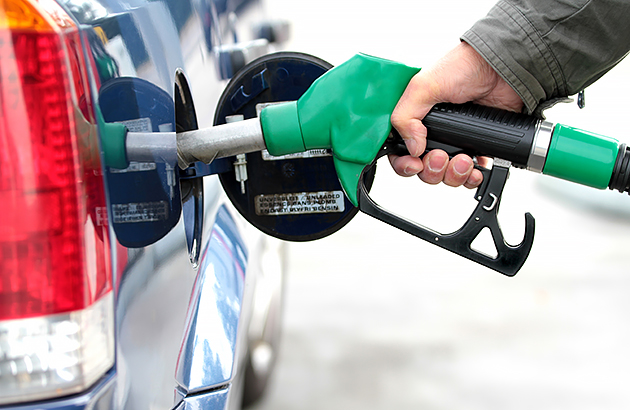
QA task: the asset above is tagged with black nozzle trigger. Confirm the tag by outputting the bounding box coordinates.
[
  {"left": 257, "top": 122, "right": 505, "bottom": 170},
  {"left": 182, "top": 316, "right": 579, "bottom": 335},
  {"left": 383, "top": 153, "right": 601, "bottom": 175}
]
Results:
[{"left": 357, "top": 154, "right": 535, "bottom": 276}]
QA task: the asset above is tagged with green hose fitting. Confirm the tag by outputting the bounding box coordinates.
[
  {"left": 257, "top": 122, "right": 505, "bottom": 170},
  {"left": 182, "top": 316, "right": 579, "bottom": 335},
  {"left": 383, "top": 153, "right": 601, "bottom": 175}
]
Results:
[
  {"left": 260, "top": 101, "right": 304, "bottom": 155},
  {"left": 260, "top": 53, "right": 420, "bottom": 206},
  {"left": 543, "top": 124, "right": 619, "bottom": 189},
  {"left": 97, "top": 106, "right": 129, "bottom": 169}
]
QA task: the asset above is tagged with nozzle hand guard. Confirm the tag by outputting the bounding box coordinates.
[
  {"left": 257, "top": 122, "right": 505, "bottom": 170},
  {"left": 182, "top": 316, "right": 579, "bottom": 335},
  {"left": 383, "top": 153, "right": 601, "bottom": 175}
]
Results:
[{"left": 358, "top": 143, "right": 535, "bottom": 276}]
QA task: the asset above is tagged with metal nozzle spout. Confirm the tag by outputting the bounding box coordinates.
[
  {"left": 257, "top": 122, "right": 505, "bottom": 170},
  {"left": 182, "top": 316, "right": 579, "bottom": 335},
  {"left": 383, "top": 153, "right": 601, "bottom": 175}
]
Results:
[
  {"left": 176, "top": 118, "right": 266, "bottom": 169},
  {"left": 125, "top": 131, "right": 178, "bottom": 166}
]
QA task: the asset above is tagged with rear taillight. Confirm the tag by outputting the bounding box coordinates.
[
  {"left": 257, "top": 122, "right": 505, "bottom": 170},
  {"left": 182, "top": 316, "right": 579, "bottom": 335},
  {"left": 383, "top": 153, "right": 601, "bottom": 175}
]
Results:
[{"left": 0, "top": 0, "right": 113, "bottom": 404}]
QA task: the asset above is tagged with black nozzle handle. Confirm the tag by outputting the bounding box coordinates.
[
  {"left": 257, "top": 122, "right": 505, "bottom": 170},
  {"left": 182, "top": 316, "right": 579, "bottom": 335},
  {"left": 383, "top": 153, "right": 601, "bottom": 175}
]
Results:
[{"left": 422, "top": 103, "right": 540, "bottom": 168}]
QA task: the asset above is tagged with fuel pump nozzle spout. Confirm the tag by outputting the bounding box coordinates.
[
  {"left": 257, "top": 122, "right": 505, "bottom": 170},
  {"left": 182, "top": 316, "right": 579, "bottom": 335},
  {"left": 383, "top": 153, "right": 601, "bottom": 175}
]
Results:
[
  {"left": 122, "top": 117, "right": 266, "bottom": 169},
  {"left": 175, "top": 118, "right": 265, "bottom": 169}
]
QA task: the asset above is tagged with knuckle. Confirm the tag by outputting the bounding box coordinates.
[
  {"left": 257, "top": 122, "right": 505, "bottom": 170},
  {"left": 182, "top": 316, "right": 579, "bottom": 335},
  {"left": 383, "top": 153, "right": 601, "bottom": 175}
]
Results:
[{"left": 390, "top": 111, "right": 406, "bottom": 129}]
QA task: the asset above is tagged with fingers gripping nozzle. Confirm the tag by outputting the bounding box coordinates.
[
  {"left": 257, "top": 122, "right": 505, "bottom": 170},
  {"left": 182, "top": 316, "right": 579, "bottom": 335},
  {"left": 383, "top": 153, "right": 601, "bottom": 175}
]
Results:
[{"left": 357, "top": 157, "right": 534, "bottom": 276}]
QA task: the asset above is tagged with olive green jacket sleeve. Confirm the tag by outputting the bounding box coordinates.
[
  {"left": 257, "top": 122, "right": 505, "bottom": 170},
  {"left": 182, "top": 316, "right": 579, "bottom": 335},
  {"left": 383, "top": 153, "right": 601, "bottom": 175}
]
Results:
[{"left": 461, "top": 0, "right": 630, "bottom": 116}]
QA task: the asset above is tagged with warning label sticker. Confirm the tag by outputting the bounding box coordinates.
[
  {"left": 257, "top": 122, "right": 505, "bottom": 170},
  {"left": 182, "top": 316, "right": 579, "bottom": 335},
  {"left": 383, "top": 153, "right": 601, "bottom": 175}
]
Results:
[
  {"left": 109, "top": 162, "right": 157, "bottom": 173},
  {"left": 255, "top": 191, "right": 345, "bottom": 216},
  {"left": 119, "top": 117, "right": 152, "bottom": 132},
  {"left": 112, "top": 201, "right": 168, "bottom": 223},
  {"left": 261, "top": 149, "right": 331, "bottom": 161}
]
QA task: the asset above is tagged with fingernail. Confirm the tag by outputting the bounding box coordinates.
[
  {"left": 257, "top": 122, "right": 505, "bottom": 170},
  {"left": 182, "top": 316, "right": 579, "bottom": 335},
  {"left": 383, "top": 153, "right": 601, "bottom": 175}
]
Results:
[
  {"left": 428, "top": 154, "right": 446, "bottom": 172},
  {"left": 405, "top": 139, "right": 419, "bottom": 157},
  {"left": 467, "top": 172, "right": 482, "bottom": 187},
  {"left": 454, "top": 158, "right": 472, "bottom": 175},
  {"left": 403, "top": 165, "right": 421, "bottom": 176}
]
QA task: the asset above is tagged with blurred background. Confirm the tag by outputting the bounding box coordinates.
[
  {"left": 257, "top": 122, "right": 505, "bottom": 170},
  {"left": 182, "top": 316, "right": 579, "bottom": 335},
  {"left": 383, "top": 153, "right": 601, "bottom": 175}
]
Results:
[{"left": 252, "top": 1, "right": 630, "bottom": 409}]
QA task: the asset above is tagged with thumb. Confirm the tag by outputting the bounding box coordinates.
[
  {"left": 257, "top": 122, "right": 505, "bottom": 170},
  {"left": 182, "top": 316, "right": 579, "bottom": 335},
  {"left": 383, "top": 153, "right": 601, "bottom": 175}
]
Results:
[{"left": 391, "top": 72, "right": 441, "bottom": 157}]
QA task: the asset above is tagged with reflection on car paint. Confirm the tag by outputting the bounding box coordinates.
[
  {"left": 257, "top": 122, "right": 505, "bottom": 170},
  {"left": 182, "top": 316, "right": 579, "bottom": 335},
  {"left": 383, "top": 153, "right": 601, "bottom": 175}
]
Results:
[{"left": 176, "top": 205, "right": 248, "bottom": 392}]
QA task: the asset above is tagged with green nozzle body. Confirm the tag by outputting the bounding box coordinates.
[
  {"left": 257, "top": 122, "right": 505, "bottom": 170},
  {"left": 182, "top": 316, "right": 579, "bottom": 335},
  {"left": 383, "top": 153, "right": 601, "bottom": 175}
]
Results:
[
  {"left": 260, "top": 53, "right": 420, "bottom": 206},
  {"left": 543, "top": 124, "right": 619, "bottom": 189}
]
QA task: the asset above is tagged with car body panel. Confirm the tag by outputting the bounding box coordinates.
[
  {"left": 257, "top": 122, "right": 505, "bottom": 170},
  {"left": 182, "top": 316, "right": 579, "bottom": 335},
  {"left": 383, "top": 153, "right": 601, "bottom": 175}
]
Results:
[
  {"left": 174, "top": 387, "right": 229, "bottom": 410},
  {"left": 175, "top": 205, "right": 247, "bottom": 392}
]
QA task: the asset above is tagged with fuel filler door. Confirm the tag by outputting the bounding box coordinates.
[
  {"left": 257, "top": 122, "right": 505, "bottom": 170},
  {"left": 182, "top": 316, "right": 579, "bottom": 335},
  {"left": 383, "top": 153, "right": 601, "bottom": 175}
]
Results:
[{"left": 215, "top": 52, "right": 374, "bottom": 241}]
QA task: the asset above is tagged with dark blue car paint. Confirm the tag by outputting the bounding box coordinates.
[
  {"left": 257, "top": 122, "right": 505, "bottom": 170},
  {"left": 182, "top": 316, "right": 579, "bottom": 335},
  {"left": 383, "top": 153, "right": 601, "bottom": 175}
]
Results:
[
  {"left": 175, "top": 205, "right": 247, "bottom": 392},
  {"left": 175, "top": 387, "right": 229, "bottom": 410}
]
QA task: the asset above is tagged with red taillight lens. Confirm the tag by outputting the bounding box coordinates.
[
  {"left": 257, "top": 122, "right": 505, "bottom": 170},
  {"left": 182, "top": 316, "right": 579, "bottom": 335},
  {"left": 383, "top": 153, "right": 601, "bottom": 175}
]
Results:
[
  {"left": 0, "top": 0, "right": 113, "bottom": 403},
  {"left": 0, "top": 0, "right": 111, "bottom": 319}
]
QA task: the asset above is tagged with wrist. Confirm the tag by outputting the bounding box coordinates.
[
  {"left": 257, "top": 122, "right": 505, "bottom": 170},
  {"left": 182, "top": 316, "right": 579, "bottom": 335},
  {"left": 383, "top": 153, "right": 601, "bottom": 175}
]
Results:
[{"left": 459, "top": 41, "right": 524, "bottom": 112}]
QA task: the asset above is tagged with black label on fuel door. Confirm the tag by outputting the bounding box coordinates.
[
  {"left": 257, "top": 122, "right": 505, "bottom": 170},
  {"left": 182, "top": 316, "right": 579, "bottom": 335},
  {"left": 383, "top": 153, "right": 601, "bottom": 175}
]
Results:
[
  {"left": 112, "top": 201, "right": 169, "bottom": 223},
  {"left": 260, "top": 149, "right": 331, "bottom": 161},
  {"left": 254, "top": 191, "right": 345, "bottom": 216}
]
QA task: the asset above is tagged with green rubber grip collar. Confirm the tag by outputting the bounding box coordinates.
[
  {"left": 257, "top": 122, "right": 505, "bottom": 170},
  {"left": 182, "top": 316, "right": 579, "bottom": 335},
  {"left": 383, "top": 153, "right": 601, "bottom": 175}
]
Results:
[
  {"left": 97, "top": 106, "right": 129, "bottom": 169},
  {"left": 260, "top": 53, "right": 420, "bottom": 205},
  {"left": 543, "top": 123, "right": 618, "bottom": 189},
  {"left": 259, "top": 101, "right": 305, "bottom": 156}
]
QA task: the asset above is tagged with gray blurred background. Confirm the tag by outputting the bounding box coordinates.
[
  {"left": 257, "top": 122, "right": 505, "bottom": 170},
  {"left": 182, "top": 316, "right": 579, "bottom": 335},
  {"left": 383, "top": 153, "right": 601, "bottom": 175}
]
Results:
[{"left": 252, "top": 1, "right": 630, "bottom": 408}]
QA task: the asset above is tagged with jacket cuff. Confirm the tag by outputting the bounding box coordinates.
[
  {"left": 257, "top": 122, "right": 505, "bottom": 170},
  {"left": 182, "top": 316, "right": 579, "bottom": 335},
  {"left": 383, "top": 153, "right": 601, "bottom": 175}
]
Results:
[{"left": 461, "top": 0, "right": 567, "bottom": 115}]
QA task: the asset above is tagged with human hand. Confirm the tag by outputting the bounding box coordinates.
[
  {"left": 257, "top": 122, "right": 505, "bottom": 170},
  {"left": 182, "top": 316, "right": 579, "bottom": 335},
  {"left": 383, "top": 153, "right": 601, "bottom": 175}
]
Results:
[{"left": 390, "top": 42, "right": 524, "bottom": 188}]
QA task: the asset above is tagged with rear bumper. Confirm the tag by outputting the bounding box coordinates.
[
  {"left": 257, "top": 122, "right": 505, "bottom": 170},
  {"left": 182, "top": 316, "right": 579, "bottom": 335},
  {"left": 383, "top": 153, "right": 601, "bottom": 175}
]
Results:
[{"left": 1, "top": 370, "right": 116, "bottom": 410}]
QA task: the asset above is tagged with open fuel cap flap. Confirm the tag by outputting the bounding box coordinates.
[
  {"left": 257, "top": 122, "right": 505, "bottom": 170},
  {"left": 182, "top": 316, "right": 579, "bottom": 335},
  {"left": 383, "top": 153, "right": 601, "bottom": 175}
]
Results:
[{"left": 216, "top": 52, "right": 374, "bottom": 241}]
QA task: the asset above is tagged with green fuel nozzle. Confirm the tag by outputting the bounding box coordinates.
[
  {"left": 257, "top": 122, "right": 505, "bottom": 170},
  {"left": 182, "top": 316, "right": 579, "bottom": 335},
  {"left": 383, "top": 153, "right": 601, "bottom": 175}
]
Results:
[
  {"left": 257, "top": 54, "right": 630, "bottom": 276},
  {"left": 258, "top": 55, "right": 630, "bottom": 202}
]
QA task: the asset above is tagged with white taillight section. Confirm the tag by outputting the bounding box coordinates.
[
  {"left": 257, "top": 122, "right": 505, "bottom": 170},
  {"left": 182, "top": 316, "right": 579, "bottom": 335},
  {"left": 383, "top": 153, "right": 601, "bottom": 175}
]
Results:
[{"left": 0, "top": 292, "right": 114, "bottom": 405}]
